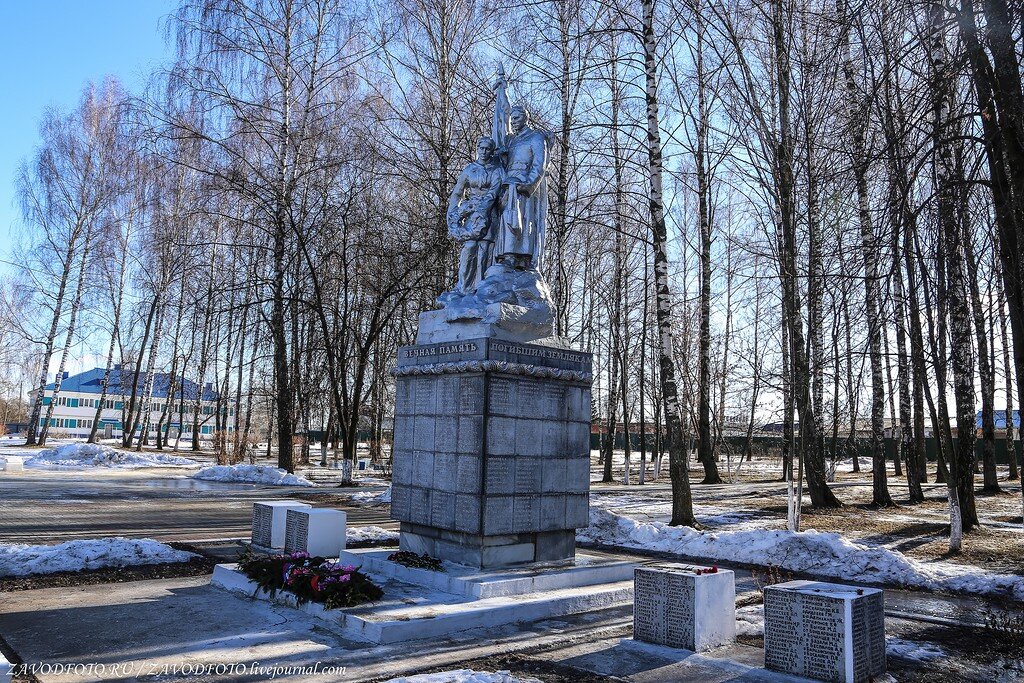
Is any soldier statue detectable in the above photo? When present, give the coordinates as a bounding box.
[490,70,550,273]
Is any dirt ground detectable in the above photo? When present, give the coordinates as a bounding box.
[592,453,1024,575]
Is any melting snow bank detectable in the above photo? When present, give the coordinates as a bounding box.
[0,538,197,577]
[579,508,1024,600]
[384,671,541,683]
[25,443,200,469]
[192,464,314,487]
[347,525,399,544]
[349,486,392,505]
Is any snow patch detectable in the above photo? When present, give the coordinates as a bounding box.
[885,638,945,662]
[834,457,874,473]
[579,508,1024,600]
[383,671,541,683]
[0,538,197,577]
[192,464,314,487]
[346,525,399,544]
[735,604,764,637]
[25,443,200,469]
[349,486,392,505]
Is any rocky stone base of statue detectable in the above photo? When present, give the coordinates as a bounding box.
[390,336,593,568]
[424,266,555,345]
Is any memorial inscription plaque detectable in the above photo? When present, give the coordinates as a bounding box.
[284,509,310,553]
[391,336,592,567]
[283,508,347,558]
[633,564,736,652]
[251,501,312,550]
[764,580,885,683]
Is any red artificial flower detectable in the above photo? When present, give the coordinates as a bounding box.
[311,575,320,592]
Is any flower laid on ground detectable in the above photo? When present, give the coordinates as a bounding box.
[239,551,382,609]
[387,550,446,572]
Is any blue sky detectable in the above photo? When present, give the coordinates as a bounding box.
[0,1,175,275]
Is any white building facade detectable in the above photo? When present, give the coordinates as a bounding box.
[37,367,233,441]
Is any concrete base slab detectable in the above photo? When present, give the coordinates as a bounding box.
[561,637,822,682]
[338,547,636,598]
[210,562,633,645]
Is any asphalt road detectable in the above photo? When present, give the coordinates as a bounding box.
[0,468,394,544]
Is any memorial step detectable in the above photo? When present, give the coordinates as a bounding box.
[338,547,635,598]
[210,563,633,645]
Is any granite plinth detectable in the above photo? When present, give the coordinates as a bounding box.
[391,337,592,568]
[764,580,885,683]
[633,564,736,652]
[251,501,312,549]
[284,508,347,558]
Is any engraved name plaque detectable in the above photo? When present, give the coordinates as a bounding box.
[392,335,593,567]
[283,508,347,559]
[284,509,310,552]
[764,580,886,683]
[633,564,736,652]
[251,501,312,549]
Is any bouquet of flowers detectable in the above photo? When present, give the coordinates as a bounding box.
[239,551,383,609]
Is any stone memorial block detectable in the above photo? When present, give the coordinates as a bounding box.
[251,501,312,549]
[764,580,885,683]
[391,337,593,567]
[633,564,736,652]
[284,508,347,558]
[1,457,24,473]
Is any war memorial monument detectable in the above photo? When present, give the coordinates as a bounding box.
[213,66,886,683]
[389,67,593,567]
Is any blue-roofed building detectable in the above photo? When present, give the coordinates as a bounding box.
[976,410,1021,430]
[36,366,233,440]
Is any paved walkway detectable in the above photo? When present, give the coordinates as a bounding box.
[2,544,1020,682]
[0,574,810,683]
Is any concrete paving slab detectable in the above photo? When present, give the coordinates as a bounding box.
[1,571,991,683]
[537,635,818,682]
[0,576,354,682]
[0,575,644,682]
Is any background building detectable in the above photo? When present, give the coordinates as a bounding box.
[37,367,232,441]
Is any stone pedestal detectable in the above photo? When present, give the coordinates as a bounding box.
[632,564,736,652]
[417,304,554,345]
[390,336,592,568]
[251,501,312,550]
[284,508,347,558]
[764,580,885,683]
[1,456,24,473]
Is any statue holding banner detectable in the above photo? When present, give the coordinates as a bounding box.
[490,70,549,272]
[429,64,557,345]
